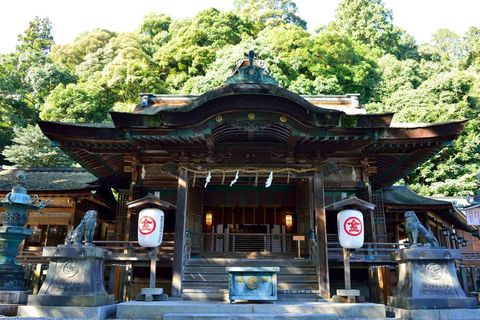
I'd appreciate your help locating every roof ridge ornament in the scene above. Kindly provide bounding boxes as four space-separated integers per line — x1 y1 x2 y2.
225 50 278 86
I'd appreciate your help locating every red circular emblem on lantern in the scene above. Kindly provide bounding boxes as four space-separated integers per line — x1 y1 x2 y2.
139 215 156 235
344 216 362 236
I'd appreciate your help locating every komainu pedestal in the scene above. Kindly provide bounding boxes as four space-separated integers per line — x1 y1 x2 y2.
26 245 114 307
388 248 477 309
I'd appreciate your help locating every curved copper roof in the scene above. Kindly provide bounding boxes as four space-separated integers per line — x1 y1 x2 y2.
37 71 466 189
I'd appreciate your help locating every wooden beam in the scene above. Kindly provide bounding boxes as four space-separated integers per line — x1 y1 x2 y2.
172 168 189 297
124 163 139 241
313 170 330 299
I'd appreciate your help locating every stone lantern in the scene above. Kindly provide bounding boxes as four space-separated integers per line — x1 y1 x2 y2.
0 171 47 314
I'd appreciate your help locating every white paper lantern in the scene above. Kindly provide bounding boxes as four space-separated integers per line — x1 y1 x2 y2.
337 209 364 249
138 208 164 248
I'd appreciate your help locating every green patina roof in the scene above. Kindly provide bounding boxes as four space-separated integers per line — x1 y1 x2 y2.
382 186 451 206
0 167 100 192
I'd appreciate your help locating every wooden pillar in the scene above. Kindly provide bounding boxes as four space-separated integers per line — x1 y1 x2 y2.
366 181 377 243
434 218 441 244
472 268 478 292
172 168 189 297
313 170 330 299
32 263 43 295
125 164 140 241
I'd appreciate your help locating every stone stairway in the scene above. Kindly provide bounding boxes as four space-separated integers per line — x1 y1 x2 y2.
115 300 390 319
182 256 322 301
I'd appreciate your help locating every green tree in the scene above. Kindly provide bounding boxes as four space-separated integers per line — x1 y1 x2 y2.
26 63 77 103
464 27 480 70
233 0 306 29
76 32 138 81
2 125 75 167
154 8 254 92
40 82 114 123
332 0 416 59
16 16 54 55
0 17 58 157
101 45 167 102
182 39 257 93
138 13 172 56
307 30 379 100
139 13 172 38
50 29 116 71
419 29 467 67
254 24 311 87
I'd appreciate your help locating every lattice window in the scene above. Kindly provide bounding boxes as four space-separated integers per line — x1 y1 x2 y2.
114 191 129 240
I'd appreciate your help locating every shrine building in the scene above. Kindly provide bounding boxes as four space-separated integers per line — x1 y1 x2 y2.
37 52 475 301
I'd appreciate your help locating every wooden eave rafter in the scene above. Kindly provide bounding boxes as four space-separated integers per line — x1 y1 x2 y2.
37 108 466 190
384 203 453 211
37 120 124 140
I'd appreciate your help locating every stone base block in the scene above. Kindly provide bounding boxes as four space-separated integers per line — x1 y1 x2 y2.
116 301 386 319
387 306 480 320
0 303 20 316
0 269 28 291
27 293 114 307
388 295 477 309
163 313 337 320
136 287 168 302
0 290 28 304
17 303 117 320
0 290 29 316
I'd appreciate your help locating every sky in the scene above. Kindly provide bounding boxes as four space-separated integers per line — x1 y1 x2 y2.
0 0 479 54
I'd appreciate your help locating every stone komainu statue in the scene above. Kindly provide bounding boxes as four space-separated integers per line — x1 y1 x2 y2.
65 210 97 245
404 210 440 247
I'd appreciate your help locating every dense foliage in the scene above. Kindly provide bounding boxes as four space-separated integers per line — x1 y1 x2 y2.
1 1 479 196
2 125 74 167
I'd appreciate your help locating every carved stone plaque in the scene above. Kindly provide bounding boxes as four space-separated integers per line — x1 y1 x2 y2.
425 263 443 281
62 262 78 278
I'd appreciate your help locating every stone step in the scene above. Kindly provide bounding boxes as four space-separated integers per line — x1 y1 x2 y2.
197 252 297 259
182 283 319 290
183 274 317 283
182 258 317 301
180 293 323 302
277 294 322 301
184 266 315 275
115 301 388 319
163 312 337 320
182 288 321 294
181 291 227 301
186 258 313 267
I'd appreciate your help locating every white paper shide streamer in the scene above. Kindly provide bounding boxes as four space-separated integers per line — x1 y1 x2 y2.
230 170 239 187
265 171 273 188
204 171 212 188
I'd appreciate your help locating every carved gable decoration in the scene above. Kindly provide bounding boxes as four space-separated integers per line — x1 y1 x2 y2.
225 50 278 86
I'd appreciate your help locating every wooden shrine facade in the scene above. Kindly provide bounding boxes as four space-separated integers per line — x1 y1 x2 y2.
0 167 116 250
37 54 468 299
